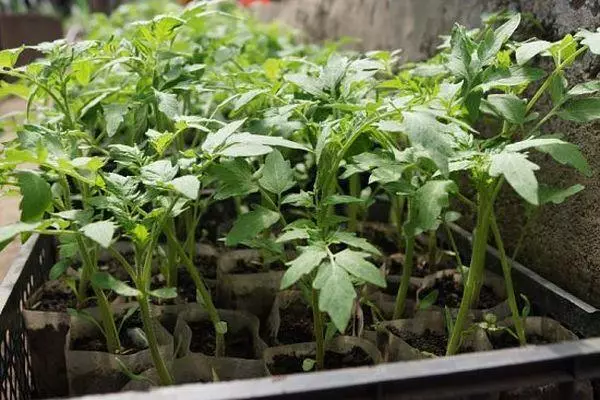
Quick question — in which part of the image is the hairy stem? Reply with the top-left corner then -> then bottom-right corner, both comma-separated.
138,295 -> 174,385
312,288 -> 325,370
347,174 -> 360,232
489,214 -> 527,345
393,233 -> 415,320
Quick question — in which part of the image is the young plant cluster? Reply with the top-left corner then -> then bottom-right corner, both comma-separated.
0,0 -> 597,390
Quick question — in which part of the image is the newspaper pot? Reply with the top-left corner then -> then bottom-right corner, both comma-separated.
417,269 -> 510,321
376,310 -> 492,362
22,281 -> 76,397
65,304 -> 174,395
488,316 -> 593,400
0,14 -> 62,66
264,336 -> 382,375
216,250 -> 284,323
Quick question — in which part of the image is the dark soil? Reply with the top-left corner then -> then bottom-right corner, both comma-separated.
194,252 -> 219,279
500,384 -> 559,400
268,347 -> 374,375
422,276 -> 502,309
30,287 -> 96,312
277,300 -> 314,345
188,320 -> 255,359
71,309 -> 147,355
231,258 -> 285,274
490,332 -> 551,350
390,327 -> 447,356
177,268 -> 216,303
388,256 -> 431,278
360,223 -> 398,255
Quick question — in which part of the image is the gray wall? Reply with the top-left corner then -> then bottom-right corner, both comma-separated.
255,0 -> 600,306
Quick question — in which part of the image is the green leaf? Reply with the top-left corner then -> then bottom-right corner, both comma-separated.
418,289 -> 439,310
567,80 -> 600,96
515,40 -> 553,65
479,66 -> 544,92
402,111 -> 453,176
558,97 -> 600,122
226,132 -> 309,151
225,206 -> 280,246
17,171 -> 52,222
91,272 -> 140,297
285,73 -> 325,97
486,94 -> 527,124
49,259 -> 70,280
276,228 -> 310,243
330,231 -> 381,255
233,89 -> 267,113
281,191 -> 313,208
334,249 -> 385,287
322,195 -> 364,206
209,159 -> 259,200
0,222 -> 40,251
549,73 -> 567,105
149,287 -> 178,299
302,358 -> 316,372
318,264 -> 356,333
505,138 -> 566,152
538,184 -> 585,205
490,152 -> 539,205
280,246 -> 328,289
259,150 -> 295,195
72,60 -> 92,85
103,104 -> 128,138
146,129 -> 175,155
478,14 -> 520,66
408,180 -> 457,235
220,143 -> 272,158
202,119 -> 246,153
0,48 -> 23,68
537,142 -> 591,177
170,175 -> 199,200
141,160 -> 178,184
155,90 -> 179,119
447,26 -> 473,80
576,29 -> 600,55
81,221 -> 116,248
550,34 -> 578,65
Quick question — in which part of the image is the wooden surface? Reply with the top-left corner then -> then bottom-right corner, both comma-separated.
0,98 -> 25,282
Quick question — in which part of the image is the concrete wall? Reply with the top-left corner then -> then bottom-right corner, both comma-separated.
254,0 -> 600,306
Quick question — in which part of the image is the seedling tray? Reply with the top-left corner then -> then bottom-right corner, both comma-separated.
2,231 -> 600,399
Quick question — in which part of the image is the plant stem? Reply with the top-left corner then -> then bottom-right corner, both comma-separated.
138,295 -> 174,385
166,227 -> 225,357
312,288 -> 325,370
393,233 -> 415,320
392,196 -> 405,250
511,210 -> 539,261
489,215 -> 527,346
347,174 -> 360,232
427,230 -> 437,268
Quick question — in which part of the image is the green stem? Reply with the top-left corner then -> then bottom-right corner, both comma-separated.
165,226 -> 224,357
427,230 -> 437,268
347,174 -> 360,232
138,295 -> 174,385
489,215 -> 527,346
312,288 -> 325,370
393,234 -> 415,320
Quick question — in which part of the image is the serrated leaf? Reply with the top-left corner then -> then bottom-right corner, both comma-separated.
226,132 -> 309,151
225,206 -> 280,246
330,231 -> 381,255
505,138 -> 566,152
170,175 -> 199,200
402,111 -> 453,176
0,222 -> 40,251
209,159 -> 259,200
334,249 -> 385,287
202,119 -> 246,153
539,184 -> 585,205
281,191 -> 313,208
479,66 -> 545,92
72,60 -> 92,85
155,90 -> 179,119
280,246 -> 328,289
486,94 -> 527,124
516,40 -> 553,65
49,259 -> 70,280
81,221 -> 116,248
408,180 -> 457,236
103,104 -> 128,138
259,150 -> 295,195
0,48 -> 23,68
141,160 -> 178,184
323,195 -> 364,206
537,142 -> 591,177
92,272 -> 140,297
233,89 -> 267,112
220,143 -> 272,157
567,80 -> 600,96
558,97 -> 600,122
285,73 -> 325,97
146,129 -> 175,155
276,228 -> 310,243
149,287 -> 178,299
576,29 -> 600,55
490,152 -> 539,205
17,171 -> 52,222
318,264 -> 356,333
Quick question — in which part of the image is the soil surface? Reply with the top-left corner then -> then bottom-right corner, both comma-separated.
30,287 -> 97,312
422,276 -> 501,309
388,255 -> 431,278
177,269 -> 216,303
268,347 -> 374,375
390,327 -> 448,356
360,223 -> 399,255
277,299 -> 314,345
490,332 -> 551,350
72,309 -> 148,355
188,320 -> 255,359
195,252 -> 219,279
231,258 -> 285,274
